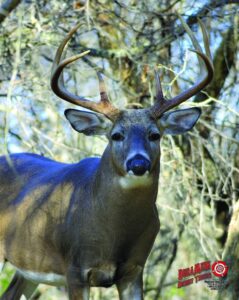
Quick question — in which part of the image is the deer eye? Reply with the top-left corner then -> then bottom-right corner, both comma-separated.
149,132 -> 160,141
111,132 -> 125,141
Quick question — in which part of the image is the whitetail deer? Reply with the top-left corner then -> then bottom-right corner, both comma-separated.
0,18 -> 213,300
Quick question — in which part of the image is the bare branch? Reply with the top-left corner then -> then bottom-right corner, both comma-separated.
0,0 -> 21,24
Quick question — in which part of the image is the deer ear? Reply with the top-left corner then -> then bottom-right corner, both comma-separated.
64,109 -> 112,136
159,107 -> 201,135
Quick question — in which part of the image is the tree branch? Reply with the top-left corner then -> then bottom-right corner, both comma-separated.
0,0 -> 21,24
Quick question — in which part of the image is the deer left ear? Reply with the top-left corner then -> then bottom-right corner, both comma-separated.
64,109 -> 112,136
159,107 -> 201,135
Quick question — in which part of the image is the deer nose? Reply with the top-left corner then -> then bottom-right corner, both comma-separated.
126,154 -> 151,176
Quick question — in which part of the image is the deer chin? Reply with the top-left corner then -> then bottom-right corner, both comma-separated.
119,171 -> 152,189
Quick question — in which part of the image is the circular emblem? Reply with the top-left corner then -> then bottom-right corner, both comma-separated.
211,261 -> 228,277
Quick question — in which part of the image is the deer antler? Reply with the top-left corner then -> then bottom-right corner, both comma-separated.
51,24 -> 120,121
150,17 -> 214,118
51,19 -> 213,120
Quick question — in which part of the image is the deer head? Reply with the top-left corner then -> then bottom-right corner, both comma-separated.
51,18 -> 213,185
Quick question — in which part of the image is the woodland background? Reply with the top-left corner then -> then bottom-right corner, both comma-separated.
0,0 -> 238,299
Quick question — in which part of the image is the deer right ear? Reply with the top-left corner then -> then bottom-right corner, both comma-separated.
64,109 -> 112,136
159,107 -> 201,135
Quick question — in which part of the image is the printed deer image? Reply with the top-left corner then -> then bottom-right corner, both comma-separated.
0,18 -> 213,300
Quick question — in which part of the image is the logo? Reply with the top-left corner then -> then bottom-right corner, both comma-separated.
177,260 -> 228,290
211,261 -> 228,277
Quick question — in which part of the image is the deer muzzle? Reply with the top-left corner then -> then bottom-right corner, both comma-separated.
126,154 -> 151,176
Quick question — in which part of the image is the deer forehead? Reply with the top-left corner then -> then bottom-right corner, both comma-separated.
113,109 -> 156,129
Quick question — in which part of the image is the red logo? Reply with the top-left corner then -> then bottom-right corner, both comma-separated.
211,261 -> 228,277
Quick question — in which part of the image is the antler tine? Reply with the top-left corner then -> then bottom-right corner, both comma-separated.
51,24 -> 120,121
178,15 -> 204,74
198,18 -> 212,62
81,56 -> 110,104
154,67 -> 165,109
51,24 -> 81,73
97,71 -> 110,103
150,17 -> 214,118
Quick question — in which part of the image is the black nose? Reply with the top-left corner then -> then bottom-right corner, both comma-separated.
126,154 -> 151,176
